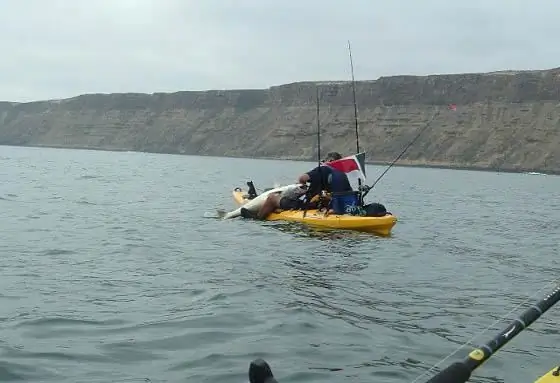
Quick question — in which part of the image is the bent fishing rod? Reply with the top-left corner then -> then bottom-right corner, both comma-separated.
248,282 -> 560,383
345,41 -> 440,202
361,109 -> 440,200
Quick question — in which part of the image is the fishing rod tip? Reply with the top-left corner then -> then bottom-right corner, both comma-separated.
249,358 -> 278,383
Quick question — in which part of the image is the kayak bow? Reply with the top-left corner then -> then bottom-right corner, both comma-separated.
535,365 -> 560,383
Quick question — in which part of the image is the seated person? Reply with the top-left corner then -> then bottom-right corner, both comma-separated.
241,152 -> 353,219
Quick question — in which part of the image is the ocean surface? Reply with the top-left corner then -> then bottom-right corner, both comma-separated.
0,145 -> 559,383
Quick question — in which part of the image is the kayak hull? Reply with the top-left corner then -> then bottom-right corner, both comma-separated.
232,188 -> 397,236
535,366 -> 560,383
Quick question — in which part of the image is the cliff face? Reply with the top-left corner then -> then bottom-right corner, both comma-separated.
1,67 -> 560,173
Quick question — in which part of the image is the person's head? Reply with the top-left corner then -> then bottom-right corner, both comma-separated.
323,152 -> 342,162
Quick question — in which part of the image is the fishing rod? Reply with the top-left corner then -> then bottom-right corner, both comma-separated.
315,86 -> 328,210
425,283 -> 560,383
303,86 -> 323,218
361,108 -> 440,200
348,40 -> 360,154
248,283 -> 560,383
316,85 -> 321,168
347,40 -> 364,205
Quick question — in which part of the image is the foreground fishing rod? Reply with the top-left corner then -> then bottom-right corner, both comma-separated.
248,283 -> 560,383
361,109 -> 440,200
424,283 -> 560,383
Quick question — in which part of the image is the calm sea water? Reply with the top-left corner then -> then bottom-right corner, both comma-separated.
0,145 -> 559,383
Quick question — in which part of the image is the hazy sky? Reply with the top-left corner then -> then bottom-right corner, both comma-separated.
1,0 -> 559,102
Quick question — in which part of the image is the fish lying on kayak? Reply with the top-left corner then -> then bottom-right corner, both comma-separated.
219,182 -> 306,220
229,183 -> 397,236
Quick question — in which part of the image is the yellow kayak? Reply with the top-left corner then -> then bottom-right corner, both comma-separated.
232,188 -> 397,236
535,366 -> 560,382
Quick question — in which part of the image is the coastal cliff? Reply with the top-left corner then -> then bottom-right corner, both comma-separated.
1,67 -> 560,173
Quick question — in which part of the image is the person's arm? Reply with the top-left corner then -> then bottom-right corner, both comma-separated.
298,173 -> 310,184
299,166 -> 319,184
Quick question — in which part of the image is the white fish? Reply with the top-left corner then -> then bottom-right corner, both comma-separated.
220,183 -> 307,220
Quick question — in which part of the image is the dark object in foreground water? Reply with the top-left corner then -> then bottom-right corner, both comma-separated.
425,284 -> 560,383
249,359 -> 278,383
248,284 -> 560,383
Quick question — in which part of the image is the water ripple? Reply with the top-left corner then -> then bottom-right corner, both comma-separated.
0,146 -> 559,383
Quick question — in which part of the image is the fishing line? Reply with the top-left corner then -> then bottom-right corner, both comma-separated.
409,277 -> 560,383
362,108 -> 440,199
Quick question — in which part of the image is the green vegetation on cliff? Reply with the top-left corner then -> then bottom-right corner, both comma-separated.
1,67 -> 559,173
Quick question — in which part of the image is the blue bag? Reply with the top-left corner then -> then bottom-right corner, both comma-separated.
330,191 -> 360,215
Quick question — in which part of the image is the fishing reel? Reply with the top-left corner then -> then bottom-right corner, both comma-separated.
246,181 -> 258,199
358,184 -> 372,192
309,190 -> 330,212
